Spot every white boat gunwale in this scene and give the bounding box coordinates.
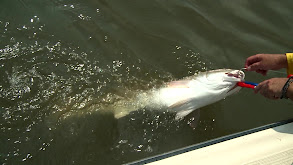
[127,119,293,165]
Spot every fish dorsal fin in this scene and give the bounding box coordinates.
[167,80,191,88]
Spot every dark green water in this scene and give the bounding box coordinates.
[1,0,293,164]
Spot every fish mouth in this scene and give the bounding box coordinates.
[225,71,244,79]
[225,68,246,79]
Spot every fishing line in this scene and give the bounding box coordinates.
[268,70,287,75]
[241,68,286,75]
[238,68,246,76]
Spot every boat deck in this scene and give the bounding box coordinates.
[128,120,293,165]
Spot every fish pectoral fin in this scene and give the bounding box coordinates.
[169,99,191,108]
[169,98,198,120]
[175,109,195,120]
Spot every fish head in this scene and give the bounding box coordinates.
[203,69,245,96]
[222,69,245,96]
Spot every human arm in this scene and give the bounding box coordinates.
[254,77,293,100]
[245,54,288,75]
[246,53,293,100]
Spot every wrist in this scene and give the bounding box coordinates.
[281,76,293,99]
[287,84,293,100]
[279,54,288,69]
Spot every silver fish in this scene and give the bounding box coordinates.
[149,69,245,120]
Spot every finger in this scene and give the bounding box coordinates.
[254,81,268,94]
[267,94,279,100]
[254,84,262,94]
[259,86,267,97]
[267,95,278,100]
[259,87,271,99]
[273,95,280,100]
[254,82,263,93]
[258,82,278,100]
[247,62,263,71]
[245,55,261,69]
[256,69,268,76]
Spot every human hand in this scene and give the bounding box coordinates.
[245,54,287,75]
[254,78,287,99]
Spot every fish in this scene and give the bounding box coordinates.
[148,69,245,120]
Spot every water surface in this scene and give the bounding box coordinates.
[1,0,293,164]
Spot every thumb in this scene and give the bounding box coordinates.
[254,83,261,94]
[254,80,266,93]
[247,62,263,71]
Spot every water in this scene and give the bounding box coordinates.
[1,0,293,164]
